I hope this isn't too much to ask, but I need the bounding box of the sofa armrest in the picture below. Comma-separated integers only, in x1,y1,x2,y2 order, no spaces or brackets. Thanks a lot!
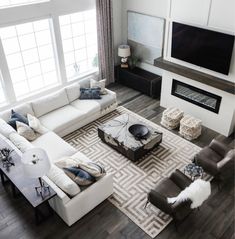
106,89,117,99
217,149,235,178
209,139,229,157
148,190,172,215
42,175,70,204
170,169,192,190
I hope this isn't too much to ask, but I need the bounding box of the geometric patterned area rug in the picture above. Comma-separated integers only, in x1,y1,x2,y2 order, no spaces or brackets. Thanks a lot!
63,106,204,238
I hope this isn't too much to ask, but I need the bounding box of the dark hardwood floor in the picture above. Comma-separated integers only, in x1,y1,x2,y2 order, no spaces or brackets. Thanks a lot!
0,83,234,239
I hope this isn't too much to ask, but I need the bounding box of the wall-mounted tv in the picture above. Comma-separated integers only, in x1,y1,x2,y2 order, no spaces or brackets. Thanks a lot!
171,22,235,75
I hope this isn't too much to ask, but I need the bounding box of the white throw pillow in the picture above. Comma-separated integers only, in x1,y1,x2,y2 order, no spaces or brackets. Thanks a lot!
16,121,37,141
47,164,81,197
65,83,80,102
55,157,78,169
9,132,33,153
27,114,49,134
0,118,16,138
90,79,107,95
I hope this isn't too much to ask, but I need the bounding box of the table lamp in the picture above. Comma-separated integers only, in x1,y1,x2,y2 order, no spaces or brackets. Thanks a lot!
21,148,51,198
118,45,131,68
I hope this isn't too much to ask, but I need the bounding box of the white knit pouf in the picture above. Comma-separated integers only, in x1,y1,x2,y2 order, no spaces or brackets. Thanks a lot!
161,108,184,130
179,115,202,140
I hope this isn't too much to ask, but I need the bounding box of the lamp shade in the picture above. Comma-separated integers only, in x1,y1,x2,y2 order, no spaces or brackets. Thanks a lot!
21,148,51,178
118,45,131,57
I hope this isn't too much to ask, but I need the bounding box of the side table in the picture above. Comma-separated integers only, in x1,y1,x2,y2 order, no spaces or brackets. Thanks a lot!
0,139,56,224
183,163,204,181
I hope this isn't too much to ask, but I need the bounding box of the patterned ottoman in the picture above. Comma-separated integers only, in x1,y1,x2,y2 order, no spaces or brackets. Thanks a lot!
179,115,202,140
161,107,184,130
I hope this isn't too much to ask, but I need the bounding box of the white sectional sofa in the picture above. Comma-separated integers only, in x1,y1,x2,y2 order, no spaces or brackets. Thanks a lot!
0,78,117,226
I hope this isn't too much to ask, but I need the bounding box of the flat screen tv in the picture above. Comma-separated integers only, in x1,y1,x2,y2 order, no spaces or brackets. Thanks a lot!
171,22,235,75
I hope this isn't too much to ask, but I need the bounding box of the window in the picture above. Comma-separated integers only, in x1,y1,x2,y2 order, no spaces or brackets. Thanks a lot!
0,19,59,99
0,0,49,9
59,9,98,80
0,72,6,106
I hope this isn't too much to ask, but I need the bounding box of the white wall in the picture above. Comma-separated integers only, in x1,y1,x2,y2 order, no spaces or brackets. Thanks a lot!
113,0,235,82
112,0,235,136
113,0,169,71
166,0,235,83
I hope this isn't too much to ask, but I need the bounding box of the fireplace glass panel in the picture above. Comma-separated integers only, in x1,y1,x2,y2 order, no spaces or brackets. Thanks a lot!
171,79,222,113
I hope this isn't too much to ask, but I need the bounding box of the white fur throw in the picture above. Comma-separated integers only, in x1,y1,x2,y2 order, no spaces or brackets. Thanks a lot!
167,179,211,209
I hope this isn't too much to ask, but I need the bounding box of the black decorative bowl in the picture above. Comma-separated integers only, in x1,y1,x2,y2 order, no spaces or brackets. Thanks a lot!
128,124,149,140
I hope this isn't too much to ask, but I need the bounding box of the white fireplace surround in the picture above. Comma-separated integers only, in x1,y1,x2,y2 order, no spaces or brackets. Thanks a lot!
160,71,235,136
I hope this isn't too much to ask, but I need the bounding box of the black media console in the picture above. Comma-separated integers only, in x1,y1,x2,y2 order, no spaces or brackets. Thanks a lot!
115,65,162,98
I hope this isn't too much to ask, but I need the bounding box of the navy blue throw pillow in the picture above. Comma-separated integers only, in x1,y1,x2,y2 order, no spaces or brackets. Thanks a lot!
63,166,95,186
8,110,29,130
79,87,101,100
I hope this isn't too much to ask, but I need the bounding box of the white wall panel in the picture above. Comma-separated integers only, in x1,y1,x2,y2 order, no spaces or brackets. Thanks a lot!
160,71,235,136
170,0,211,26
208,0,235,33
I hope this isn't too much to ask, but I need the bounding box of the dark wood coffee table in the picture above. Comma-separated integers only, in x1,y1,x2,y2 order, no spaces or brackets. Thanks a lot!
0,138,56,224
98,113,162,161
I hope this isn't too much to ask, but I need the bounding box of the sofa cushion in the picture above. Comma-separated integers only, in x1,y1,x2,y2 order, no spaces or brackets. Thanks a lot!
27,114,49,134
8,110,29,130
32,89,69,117
38,105,86,134
9,132,34,153
79,88,101,100
70,100,100,115
78,162,106,178
78,78,90,88
31,131,76,162
65,82,80,102
0,118,16,138
63,167,95,186
0,103,34,122
46,164,80,197
16,121,37,141
90,79,107,95
55,157,78,168
55,154,106,178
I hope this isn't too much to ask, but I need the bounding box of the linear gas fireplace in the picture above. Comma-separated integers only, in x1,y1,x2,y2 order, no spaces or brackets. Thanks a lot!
171,79,222,113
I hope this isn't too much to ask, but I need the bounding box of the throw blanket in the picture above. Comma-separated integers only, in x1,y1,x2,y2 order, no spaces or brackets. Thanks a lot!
167,179,211,209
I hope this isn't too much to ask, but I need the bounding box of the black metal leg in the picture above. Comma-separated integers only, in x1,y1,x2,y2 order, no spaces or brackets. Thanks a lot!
35,207,40,225
46,201,54,215
0,171,5,185
144,200,149,209
10,183,17,198
34,201,54,225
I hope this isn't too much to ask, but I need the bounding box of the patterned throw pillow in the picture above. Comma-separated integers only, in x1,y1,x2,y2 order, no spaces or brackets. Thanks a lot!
63,167,95,186
78,162,106,178
79,88,101,100
55,157,78,169
8,110,29,130
16,121,37,141
90,79,107,95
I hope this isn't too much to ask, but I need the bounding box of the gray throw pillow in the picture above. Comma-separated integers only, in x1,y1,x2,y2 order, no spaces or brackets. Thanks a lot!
79,88,101,100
